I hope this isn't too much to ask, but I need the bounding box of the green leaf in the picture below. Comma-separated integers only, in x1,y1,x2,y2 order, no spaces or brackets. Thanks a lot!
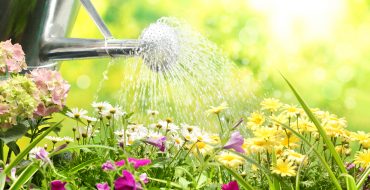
6,142,20,156
339,173,356,190
178,177,190,189
0,122,28,144
147,177,182,189
49,145,116,157
0,172,6,190
3,120,63,175
68,158,101,174
9,163,38,190
221,165,255,190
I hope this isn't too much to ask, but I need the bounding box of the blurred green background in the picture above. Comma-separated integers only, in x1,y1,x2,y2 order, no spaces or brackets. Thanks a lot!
60,0,370,131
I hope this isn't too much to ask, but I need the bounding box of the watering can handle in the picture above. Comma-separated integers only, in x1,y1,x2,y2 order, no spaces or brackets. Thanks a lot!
80,0,114,40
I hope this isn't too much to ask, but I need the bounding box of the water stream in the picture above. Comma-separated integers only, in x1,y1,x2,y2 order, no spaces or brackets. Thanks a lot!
95,17,254,128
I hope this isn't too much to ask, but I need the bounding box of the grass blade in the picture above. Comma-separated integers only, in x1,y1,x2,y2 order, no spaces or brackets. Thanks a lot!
147,177,182,189
221,165,255,190
3,120,63,175
9,163,38,190
49,144,116,157
281,74,347,174
68,158,101,174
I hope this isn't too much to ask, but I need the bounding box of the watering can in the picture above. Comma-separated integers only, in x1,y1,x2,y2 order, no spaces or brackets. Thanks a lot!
0,0,177,71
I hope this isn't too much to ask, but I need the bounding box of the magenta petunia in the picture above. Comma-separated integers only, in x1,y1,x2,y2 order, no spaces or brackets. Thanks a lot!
145,136,166,152
50,180,67,190
128,158,151,169
223,131,245,153
222,181,239,190
96,182,110,190
115,158,151,169
115,160,126,167
114,170,136,190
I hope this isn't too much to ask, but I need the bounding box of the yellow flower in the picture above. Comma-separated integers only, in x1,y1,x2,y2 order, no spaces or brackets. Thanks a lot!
354,149,370,168
246,137,276,153
217,152,244,168
282,104,301,118
280,135,300,148
253,127,277,139
247,112,265,129
335,145,351,156
190,141,213,155
271,159,297,177
206,102,228,115
260,98,282,112
284,150,306,164
351,131,370,148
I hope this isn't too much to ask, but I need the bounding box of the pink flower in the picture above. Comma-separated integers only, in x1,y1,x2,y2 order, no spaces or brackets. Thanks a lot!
28,68,70,116
222,181,239,190
102,161,116,171
51,180,67,190
29,147,50,163
0,40,27,74
96,182,110,190
128,158,151,169
115,160,126,167
223,131,245,153
115,158,151,169
145,136,166,152
114,170,136,190
140,173,149,184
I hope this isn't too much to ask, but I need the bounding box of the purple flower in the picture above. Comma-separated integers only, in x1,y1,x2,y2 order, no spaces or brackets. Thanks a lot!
51,180,67,190
346,162,355,170
115,160,126,167
140,173,149,184
223,131,245,153
145,136,166,152
102,160,116,171
29,147,50,163
114,170,136,190
222,181,239,190
96,182,110,190
128,158,151,169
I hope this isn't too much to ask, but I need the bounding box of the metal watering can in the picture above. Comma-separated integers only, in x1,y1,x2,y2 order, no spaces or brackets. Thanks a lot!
0,0,177,71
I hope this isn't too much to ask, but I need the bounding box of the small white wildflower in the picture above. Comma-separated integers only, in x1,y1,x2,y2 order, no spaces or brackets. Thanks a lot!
63,136,74,144
46,136,63,143
66,108,88,119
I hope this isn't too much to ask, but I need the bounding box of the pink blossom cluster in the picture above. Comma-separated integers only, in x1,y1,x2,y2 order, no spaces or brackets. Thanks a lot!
28,69,70,116
0,40,27,74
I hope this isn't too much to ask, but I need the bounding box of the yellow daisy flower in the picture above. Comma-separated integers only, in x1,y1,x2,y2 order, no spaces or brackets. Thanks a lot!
206,102,228,115
260,98,282,113
217,152,244,168
271,159,297,177
354,149,370,168
247,112,265,129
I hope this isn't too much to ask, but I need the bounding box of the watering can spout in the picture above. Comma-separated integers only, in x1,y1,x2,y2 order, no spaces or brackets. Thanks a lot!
0,0,142,70
42,38,141,62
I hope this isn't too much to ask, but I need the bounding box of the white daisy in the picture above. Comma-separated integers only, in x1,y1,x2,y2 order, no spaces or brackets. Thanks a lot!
66,108,88,119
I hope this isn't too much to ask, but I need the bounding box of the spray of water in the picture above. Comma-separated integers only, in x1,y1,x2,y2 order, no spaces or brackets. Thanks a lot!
97,17,254,128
